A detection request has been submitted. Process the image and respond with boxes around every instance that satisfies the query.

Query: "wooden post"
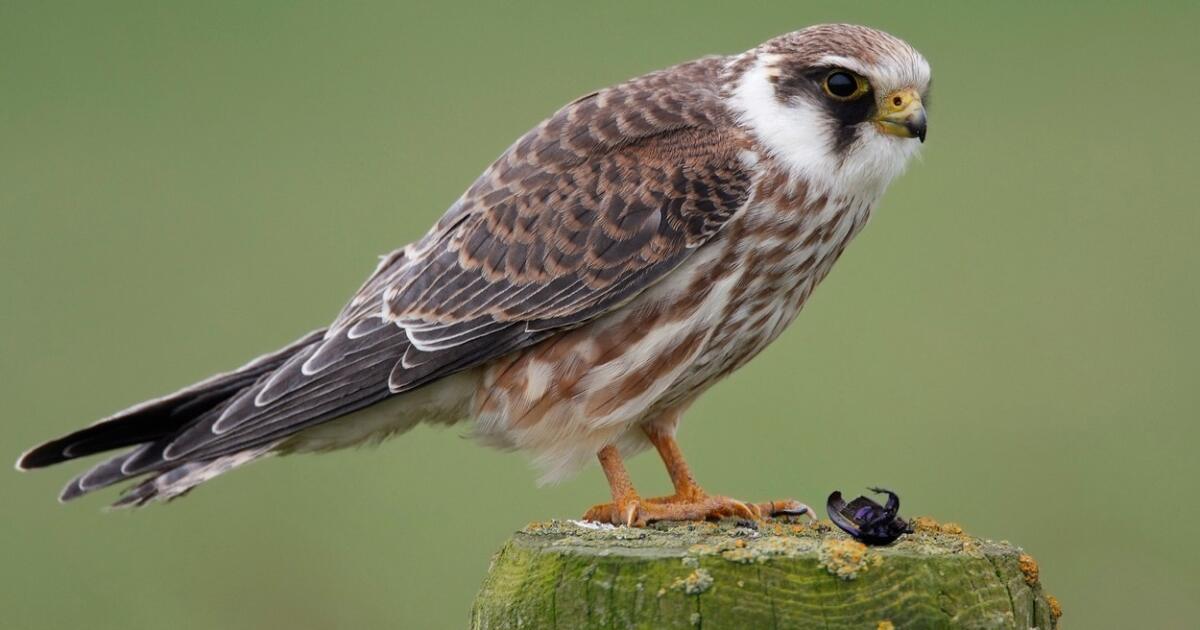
[471,518,1061,629]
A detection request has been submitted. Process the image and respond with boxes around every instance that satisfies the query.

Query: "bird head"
[728,24,931,198]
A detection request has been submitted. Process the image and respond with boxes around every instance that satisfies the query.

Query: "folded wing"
[34,56,755,503]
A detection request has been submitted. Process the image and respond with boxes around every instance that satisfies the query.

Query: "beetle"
[826,487,913,545]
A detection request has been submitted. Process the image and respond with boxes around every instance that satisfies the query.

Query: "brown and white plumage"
[18,24,931,511]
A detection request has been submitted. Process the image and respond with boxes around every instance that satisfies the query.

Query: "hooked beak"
[874,87,926,143]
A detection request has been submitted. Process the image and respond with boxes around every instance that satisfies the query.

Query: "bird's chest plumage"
[472,167,875,481]
[657,170,875,407]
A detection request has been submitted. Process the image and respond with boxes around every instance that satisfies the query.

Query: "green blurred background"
[3,2,1197,628]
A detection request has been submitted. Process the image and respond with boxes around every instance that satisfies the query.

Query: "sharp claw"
[779,503,813,517]
[719,497,757,521]
[755,499,817,521]
[623,501,639,527]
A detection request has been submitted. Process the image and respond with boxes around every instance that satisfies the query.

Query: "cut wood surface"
[471,517,1061,629]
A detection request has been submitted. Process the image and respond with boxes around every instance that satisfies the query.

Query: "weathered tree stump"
[471,518,1060,629]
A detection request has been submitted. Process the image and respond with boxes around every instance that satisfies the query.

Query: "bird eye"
[823,71,868,100]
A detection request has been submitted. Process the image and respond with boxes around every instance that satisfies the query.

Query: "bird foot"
[582,494,814,527]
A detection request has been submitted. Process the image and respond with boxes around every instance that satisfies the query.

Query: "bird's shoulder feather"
[338,55,756,392]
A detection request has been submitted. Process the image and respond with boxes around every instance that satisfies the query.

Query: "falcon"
[17,24,930,526]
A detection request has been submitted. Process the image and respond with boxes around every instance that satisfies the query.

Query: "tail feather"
[58,447,147,502]
[16,329,325,505]
[16,329,324,472]
[107,444,276,508]
[21,379,251,470]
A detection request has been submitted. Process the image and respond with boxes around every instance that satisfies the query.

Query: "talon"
[728,498,759,521]
[757,499,816,521]
[589,432,814,527]
[623,501,639,527]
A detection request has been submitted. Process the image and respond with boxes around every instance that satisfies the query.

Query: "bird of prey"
[17,24,930,526]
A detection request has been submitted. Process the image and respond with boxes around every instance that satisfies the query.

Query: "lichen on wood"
[471,517,1060,630]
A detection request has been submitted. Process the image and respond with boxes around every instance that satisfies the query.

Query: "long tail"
[16,329,325,504]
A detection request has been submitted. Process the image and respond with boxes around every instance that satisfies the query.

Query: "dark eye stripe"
[769,65,877,155]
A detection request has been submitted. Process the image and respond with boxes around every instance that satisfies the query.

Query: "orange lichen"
[1018,553,1040,585]
[911,516,941,532]
[908,516,970,536]
[940,522,964,535]
[818,538,874,579]
[1047,595,1063,621]
[671,568,713,595]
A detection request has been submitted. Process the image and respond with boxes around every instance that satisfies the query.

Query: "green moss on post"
[471,518,1060,630]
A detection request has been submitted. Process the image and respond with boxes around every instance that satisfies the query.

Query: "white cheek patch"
[728,60,837,187]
